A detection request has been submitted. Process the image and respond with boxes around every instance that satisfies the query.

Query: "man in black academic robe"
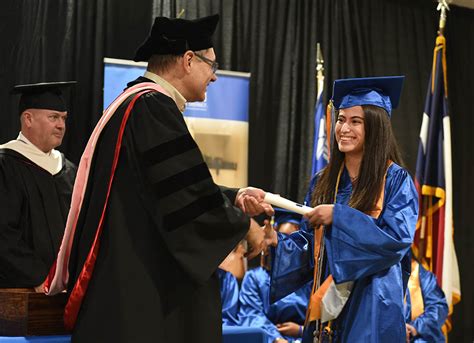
[65,14,270,343]
[0,82,77,290]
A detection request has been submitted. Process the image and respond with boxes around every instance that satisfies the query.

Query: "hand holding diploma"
[235,187,274,216]
[263,193,333,228]
[304,204,334,227]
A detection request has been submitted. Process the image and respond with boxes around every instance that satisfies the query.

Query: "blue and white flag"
[310,92,329,177]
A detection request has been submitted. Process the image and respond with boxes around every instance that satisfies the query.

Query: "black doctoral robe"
[68,77,250,342]
[0,149,76,287]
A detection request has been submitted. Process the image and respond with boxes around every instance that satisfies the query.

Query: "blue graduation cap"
[331,76,405,116]
[273,208,302,227]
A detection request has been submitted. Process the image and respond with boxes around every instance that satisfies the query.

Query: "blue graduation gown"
[239,266,311,343]
[218,268,240,326]
[405,262,448,342]
[271,163,418,342]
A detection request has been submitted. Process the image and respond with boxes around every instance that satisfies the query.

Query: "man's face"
[25,108,67,152]
[187,48,218,102]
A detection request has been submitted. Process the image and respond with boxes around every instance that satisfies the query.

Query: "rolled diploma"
[264,193,313,215]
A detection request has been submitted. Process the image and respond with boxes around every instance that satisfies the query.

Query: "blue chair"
[223,326,267,343]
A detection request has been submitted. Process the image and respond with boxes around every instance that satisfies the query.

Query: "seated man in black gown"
[0,81,77,291]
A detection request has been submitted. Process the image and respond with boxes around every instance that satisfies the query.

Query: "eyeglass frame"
[194,53,219,74]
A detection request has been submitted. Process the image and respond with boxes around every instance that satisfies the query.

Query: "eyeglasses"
[194,53,219,74]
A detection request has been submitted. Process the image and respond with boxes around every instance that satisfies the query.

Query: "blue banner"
[311,94,328,177]
[103,59,249,122]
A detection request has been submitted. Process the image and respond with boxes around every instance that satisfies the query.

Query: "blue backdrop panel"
[103,58,249,122]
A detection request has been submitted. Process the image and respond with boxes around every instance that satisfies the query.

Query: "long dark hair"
[311,105,404,212]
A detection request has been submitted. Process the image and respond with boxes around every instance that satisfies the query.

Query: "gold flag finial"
[177,8,185,19]
[316,43,324,75]
[316,43,324,98]
[437,0,450,34]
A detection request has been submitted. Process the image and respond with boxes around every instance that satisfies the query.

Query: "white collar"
[0,132,63,175]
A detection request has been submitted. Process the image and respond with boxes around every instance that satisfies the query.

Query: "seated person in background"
[238,209,312,343]
[405,255,448,342]
[0,82,77,291]
[218,240,247,326]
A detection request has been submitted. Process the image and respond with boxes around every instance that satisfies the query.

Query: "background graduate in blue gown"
[265,76,419,342]
[218,268,240,326]
[405,256,448,342]
[239,209,312,343]
[218,241,247,326]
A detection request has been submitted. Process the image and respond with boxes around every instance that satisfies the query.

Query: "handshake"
[234,187,334,259]
[234,187,275,260]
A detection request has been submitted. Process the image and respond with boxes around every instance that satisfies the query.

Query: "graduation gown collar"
[0,132,63,175]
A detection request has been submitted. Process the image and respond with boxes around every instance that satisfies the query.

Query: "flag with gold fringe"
[413,31,461,335]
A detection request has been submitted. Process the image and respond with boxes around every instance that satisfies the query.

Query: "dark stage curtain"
[1,0,473,340]
[1,0,106,164]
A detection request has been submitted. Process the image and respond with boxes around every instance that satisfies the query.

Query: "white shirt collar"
[143,71,187,113]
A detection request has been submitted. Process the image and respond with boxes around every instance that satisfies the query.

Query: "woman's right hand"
[304,204,334,227]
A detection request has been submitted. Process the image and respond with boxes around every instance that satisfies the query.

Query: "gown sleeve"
[325,167,418,283]
[410,265,448,342]
[270,230,314,303]
[238,269,284,342]
[125,92,250,285]
[270,173,318,302]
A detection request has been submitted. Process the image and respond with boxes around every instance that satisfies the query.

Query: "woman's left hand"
[276,322,302,337]
[304,204,334,227]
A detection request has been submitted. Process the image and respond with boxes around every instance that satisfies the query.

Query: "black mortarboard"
[273,208,302,227]
[11,81,76,115]
[332,76,405,116]
[134,14,219,62]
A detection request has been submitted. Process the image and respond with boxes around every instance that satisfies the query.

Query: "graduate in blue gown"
[239,209,312,343]
[218,268,240,326]
[405,257,448,342]
[265,77,419,342]
[218,241,247,326]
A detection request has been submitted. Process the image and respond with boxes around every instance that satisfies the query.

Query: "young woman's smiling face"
[335,105,365,158]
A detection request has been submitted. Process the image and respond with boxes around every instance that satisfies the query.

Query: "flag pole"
[316,43,324,99]
[316,43,332,162]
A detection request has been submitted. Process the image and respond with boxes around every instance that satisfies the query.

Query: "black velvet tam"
[134,14,219,61]
[11,81,76,114]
